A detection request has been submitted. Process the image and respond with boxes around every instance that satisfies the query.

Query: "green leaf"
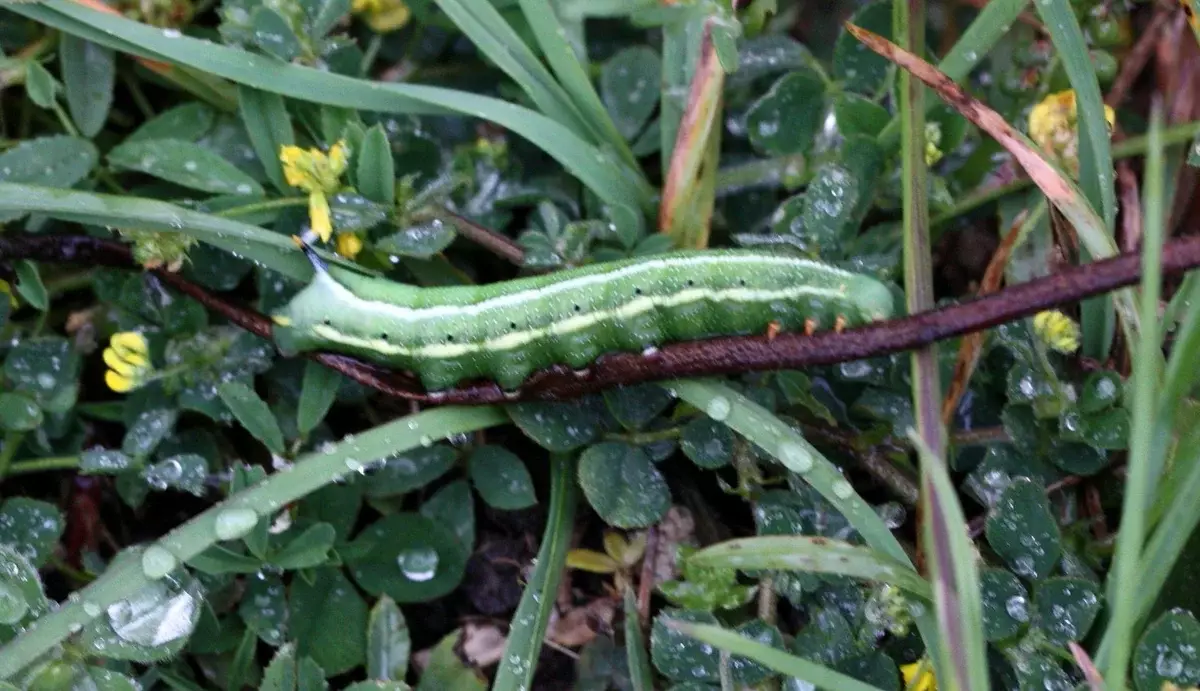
[297,362,341,437]
[367,596,410,681]
[468,445,537,510]
[143,454,208,496]
[0,498,63,569]
[984,476,1062,581]
[979,567,1030,642]
[14,261,47,311]
[650,609,721,684]
[59,35,115,137]
[728,620,785,685]
[1033,577,1100,645]
[121,409,178,457]
[241,572,289,646]
[238,85,294,192]
[1133,609,1200,691]
[376,221,457,259]
[602,384,674,430]
[252,7,302,61]
[271,523,336,570]
[415,630,486,691]
[290,567,367,675]
[218,381,286,454]
[24,60,59,108]
[834,93,890,138]
[347,513,469,603]
[127,102,215,143]
[833,0,892,95]
[600,46,661,141]
[508,398,605,452]
[623,588,654,691]
[3,337,80,412]
[419,481,475,550]
[108,138,264,196]
[260,643,299,690]
[680,416,733,469]
[357,124,395,207]
[80,448,135,475]
[363,445,457,498]
[578,442,670,529]
[0,392,42,432]
[0,135,98,219]
[0,544,50,639]
[745,69,826,156]
[791,606,856,666]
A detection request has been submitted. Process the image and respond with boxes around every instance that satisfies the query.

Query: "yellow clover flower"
[924,121,944,167]
[0,279,18,309]
[103,331,153,393]
[336,232,364,260]
[1033,310,1081,354]
[352,0,411,33]
[900,659,936,691]
[279,141,349,244]
[1028,90,1116,176]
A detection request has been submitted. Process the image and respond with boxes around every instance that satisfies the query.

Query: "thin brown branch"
[437,208,526,266]
[4,233,1200,405]
[1105,7,1170,109]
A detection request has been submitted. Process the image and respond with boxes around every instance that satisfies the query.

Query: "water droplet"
[141,546,177,579]
[1005,595,1029,622]
[706,397,731,421]
[83,601,101,617]
[0,580,27,624]
[832,481,854,500]
[778,442,813,473]
[214,508,258,541]
[397,546,438,582]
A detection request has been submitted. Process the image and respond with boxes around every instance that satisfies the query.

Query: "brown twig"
[1105,7,1170,109]
[437,208,526,267]
[4,233,1200,404]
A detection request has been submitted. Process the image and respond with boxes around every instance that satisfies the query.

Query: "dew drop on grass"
[397,546,438,582]
[214,508,258,541]
[832,480,854,500]
[706,396,731,421]
[0,580,27,624]
[778,441,813,473]
[141,546,177,579]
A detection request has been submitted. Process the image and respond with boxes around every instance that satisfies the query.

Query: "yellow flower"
[1028,90,1116,176]
[1033,310,1081,354]
[279,141,349,243]
[336,232,363,259]
[352,0,411,33]
[0,279,18,309]
[103,331,153,393]
[900,659,936,691]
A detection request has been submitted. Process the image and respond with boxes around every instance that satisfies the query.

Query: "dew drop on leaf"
[214,508,258,541]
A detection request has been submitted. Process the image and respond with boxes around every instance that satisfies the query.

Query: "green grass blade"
[1100,101,1167,691]
[623,588,654,691]
[517,0,642,173]
[0,405,507,680]
[911,432,990,691]
[688,536,933,600]
[8,1,651,213]
[877,0,1030,148]
[666,621,890,691]
[491,453,577,691]
[0,182,347,282]
[431,0,590,137]
[1032,0,1117,359]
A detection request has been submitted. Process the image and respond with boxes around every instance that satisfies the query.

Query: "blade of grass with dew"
[0,183,355,282]
[877,0,1032,148]
[431,0,591,139]
[7,1,652,214]
[665,380,943,660]
[623,588,654,691]
[1033,0,1118,360]
[688,536,933,600]
[491,453,577,691]
[517,0,642,174]
[661,10,707,178]
[895,0,944,465]
[665,621,889,691]
[845,23,1141,356]
[911,431,990,691]
[0,405,507,680]
[1100,102,1167,691]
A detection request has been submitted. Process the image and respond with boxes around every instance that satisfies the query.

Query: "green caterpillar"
[271,249,895,391]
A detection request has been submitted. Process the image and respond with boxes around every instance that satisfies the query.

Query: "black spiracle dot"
[573,304,582,312]
[686,279,695,287]
[634,287,643,295]
[379,333,389,341]
[738,279,747,286]
[322,318,331,326]
[446,335,455,342]
[509,322,518,331]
